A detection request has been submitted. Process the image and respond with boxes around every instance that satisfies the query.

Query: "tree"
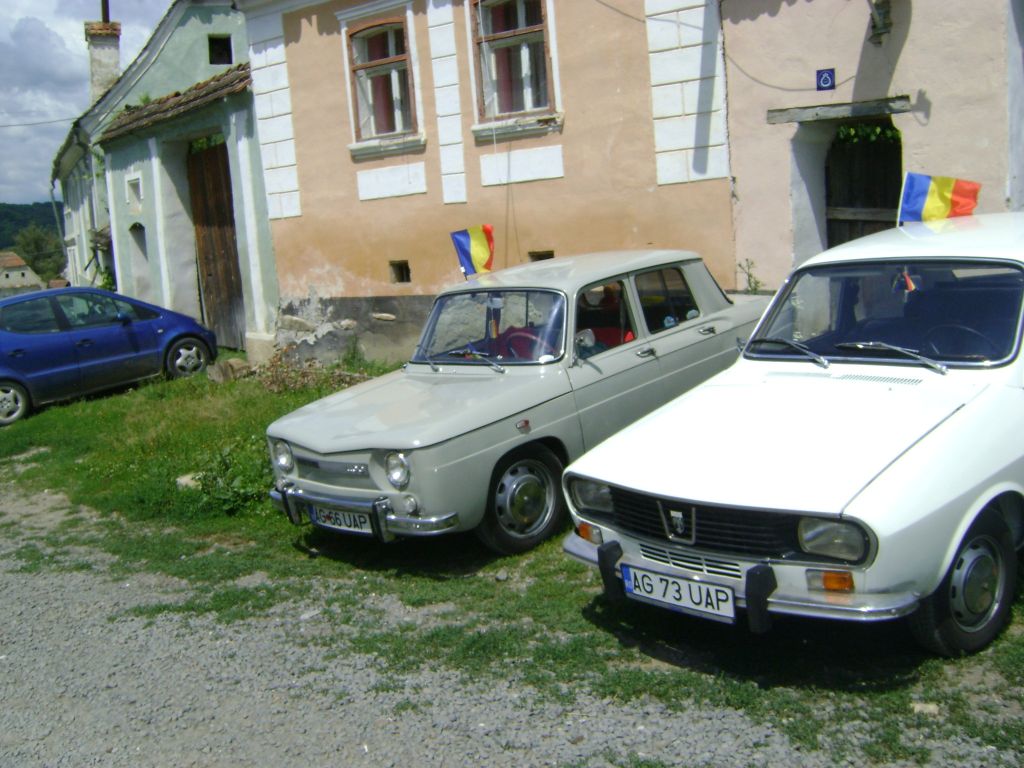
[13,223,65,283]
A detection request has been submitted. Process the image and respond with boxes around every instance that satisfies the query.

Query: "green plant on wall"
[738,258,763,294]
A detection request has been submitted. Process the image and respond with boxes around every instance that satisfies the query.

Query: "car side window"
[575,280,635,358]
[57,294,121,328]
[0,298,61,334]
[636,267,700,334]
[112,298,158,321]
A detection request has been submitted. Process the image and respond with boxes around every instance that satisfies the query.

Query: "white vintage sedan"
[268,250,767,554]
[563,213,1024,655]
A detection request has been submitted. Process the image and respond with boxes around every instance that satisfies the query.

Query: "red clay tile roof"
[100,62,251,144]
[0,251,27,269]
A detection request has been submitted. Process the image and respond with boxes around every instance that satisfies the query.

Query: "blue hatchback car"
[0,287,217,425]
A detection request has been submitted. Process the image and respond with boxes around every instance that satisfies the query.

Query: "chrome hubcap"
[950,537,1001,631]
[494,460,554,535]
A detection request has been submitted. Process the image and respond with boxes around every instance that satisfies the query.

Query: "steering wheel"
[924,324,998,358]
[504,331,557,359]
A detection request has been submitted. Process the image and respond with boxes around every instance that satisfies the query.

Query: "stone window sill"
[471,113,564,143]
[349,133,427,160]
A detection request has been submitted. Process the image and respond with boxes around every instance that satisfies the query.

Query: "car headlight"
[385,452,410,489]
[798,518,866,562]
[271,440,294,473]
[569,478,613,514]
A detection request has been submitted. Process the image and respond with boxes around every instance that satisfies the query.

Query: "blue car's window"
[57,294,121,328]
[0,298,60,334]
[115,298,158,321]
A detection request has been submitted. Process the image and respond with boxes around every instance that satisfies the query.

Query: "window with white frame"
[348,20,415,140]
[472,0,552,120]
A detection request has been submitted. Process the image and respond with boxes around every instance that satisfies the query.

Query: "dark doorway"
[187,136,245,349]
[825,120,902,247]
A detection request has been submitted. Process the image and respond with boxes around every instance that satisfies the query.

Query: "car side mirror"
[116,312,132,325]
[572,328,596,365]
[575,328,596,349]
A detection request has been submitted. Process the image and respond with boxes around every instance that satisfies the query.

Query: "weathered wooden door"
[187,139,245,349]
[825,121,902,247]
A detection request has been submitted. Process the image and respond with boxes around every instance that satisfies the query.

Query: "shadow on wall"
[719,0,815,23]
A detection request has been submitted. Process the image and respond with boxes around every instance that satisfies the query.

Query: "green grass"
[1,363,1022,766]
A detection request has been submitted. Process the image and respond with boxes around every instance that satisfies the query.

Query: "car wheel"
[165,337,210,379]
[909,507,1017,656]
[475,445,566,555]
[0,381,30,426]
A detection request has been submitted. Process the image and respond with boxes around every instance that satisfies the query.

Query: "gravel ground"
[0,482,1015,768]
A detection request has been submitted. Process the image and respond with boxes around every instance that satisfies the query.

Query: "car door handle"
[635,347,655,358]
[8,348,25,358]
[699,325,717,335]
[76,339,94,348]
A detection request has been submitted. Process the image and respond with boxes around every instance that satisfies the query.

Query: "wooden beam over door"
[767,95,912,125]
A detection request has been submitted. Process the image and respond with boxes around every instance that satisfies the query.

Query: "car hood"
[567,365,988,514]
[267,365,570,454]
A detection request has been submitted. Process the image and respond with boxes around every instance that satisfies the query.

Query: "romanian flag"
[898,172,981,223]
[451,225,494,276]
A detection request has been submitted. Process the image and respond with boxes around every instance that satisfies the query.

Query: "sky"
[0,0,173,204]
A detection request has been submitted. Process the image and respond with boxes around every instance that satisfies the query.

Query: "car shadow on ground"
[580,595,928,691]
[290,526,501,578]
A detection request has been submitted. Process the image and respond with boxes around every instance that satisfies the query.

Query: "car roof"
[442,249,701,294]
[0,286,119,308]
[804,212,1024,267]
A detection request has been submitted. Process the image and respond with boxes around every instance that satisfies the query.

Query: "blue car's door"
[0,296,80,403]
[54,293,161,392]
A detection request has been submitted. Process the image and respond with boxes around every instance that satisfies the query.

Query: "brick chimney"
[85,1,121,103]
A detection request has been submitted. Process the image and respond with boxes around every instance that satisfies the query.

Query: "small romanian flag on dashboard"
[898,172,981,223]
[451,224,495,276]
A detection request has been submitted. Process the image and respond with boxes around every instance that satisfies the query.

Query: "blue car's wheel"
[0,381,29,426]
[165,337,210,379]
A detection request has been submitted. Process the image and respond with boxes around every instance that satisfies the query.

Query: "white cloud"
[0,0,172,203]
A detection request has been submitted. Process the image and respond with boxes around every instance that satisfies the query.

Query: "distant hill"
[0,202,63,248]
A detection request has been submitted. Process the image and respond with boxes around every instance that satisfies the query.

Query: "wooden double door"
[187,140,245,350]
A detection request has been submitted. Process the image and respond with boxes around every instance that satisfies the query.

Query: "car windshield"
[748,259,1024,368]
[412,289,566,365]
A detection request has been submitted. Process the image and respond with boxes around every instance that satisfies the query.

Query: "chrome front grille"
[296,456,374,488]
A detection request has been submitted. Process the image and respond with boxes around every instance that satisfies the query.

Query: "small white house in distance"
[0,252,44,298]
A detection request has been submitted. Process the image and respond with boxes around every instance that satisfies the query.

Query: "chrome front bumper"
[563,531,920,628]
[270,485,459,540]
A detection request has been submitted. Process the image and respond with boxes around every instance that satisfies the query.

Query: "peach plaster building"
[236,0,1024,359]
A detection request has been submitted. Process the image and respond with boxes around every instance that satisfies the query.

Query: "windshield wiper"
[835,341,948,375]
[747,337,829,368]
[447,348,506,373]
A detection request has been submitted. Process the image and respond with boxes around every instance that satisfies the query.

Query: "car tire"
[165,337,211,379]
[0,381,30,426]
[475,444,566,556]
[909,507,1017,656]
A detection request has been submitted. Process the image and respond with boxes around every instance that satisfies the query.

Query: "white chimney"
[85,16,121,104]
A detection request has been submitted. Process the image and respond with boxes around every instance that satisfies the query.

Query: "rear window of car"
[0,298,60,334]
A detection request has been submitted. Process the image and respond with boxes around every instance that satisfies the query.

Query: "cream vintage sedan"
[268,250,767,554]
[564,213,1024,655]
